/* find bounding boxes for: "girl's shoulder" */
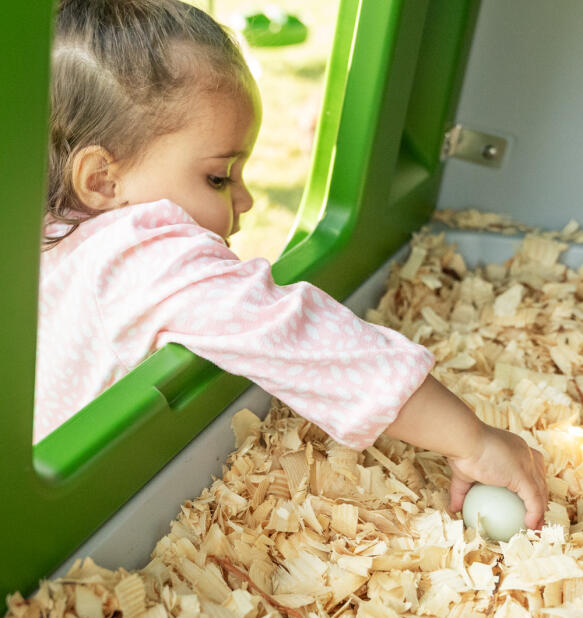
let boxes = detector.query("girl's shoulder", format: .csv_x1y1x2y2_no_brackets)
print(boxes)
51,200,228,254
90,199,210,238
42,199,236,282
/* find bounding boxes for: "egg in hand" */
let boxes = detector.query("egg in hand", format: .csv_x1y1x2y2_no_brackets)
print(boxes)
462,483,527,542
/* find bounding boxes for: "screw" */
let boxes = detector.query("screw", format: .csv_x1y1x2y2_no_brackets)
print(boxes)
482,144,498,160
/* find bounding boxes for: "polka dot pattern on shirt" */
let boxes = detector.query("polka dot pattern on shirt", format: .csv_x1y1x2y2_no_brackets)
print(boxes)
35,199,434,446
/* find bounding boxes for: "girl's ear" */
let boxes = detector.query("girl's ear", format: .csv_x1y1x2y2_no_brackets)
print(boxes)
71,146,120,211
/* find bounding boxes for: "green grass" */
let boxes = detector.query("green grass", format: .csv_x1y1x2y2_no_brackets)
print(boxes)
198,0,341,261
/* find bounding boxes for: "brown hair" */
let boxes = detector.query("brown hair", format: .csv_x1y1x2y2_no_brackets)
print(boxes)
46,0,253,247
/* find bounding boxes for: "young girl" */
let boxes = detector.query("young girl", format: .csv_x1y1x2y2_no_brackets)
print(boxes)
37,0,547,530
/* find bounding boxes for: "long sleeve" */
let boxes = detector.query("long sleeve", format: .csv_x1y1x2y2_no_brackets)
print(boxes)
92,201,434,450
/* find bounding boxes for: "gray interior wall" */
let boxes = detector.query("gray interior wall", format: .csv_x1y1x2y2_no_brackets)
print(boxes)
437,0,583,229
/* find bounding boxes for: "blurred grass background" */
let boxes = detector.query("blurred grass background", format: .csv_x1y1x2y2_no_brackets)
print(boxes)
197,1,341,261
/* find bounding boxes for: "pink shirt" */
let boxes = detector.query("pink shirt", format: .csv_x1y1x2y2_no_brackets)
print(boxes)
35,200,434,447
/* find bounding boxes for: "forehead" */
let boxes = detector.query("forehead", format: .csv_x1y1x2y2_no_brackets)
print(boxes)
186,84,260,146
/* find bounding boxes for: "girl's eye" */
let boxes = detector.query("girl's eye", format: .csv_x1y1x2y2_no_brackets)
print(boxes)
207,175,230,190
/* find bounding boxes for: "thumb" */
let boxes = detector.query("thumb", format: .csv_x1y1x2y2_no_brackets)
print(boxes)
449,469,473,513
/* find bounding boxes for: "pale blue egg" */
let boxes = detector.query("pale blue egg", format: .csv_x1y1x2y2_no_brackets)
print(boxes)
462,483,526,542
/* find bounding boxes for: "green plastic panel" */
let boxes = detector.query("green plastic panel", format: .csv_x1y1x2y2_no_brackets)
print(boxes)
0,0,479,608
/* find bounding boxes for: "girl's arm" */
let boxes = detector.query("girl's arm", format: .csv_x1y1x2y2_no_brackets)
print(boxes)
383,374,547,529
95,203,435,452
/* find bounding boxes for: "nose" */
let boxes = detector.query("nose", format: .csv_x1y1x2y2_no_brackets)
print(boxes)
235,184,254,214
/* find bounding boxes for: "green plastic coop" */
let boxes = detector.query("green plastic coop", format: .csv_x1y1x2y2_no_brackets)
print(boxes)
2,0,496,607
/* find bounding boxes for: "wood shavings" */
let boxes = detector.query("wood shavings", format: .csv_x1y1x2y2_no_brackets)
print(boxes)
266,500,300,533
434,209,583,244
399,245,427,281
330,504,359,539
494,362,569,392
500,556,583,592
115,574,147,618
231,408,262,448
8,213,583,617
209,555,302,618
75,586,104,618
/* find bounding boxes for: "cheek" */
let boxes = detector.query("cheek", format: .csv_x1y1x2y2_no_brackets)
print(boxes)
196,190,233,234
120,168,158,203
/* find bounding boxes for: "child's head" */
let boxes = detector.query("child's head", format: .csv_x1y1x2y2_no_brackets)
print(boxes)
48,0,261,245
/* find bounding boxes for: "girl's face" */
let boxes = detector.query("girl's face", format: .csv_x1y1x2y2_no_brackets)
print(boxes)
115,87,261,241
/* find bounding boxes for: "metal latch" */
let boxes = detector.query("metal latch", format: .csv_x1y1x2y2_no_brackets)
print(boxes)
441,124,508,168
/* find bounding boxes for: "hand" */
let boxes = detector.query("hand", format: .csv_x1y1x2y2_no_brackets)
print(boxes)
447,424,547,530
382,375,548,529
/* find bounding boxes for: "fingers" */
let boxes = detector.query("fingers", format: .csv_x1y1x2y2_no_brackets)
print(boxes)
518,448,548,530
449,470,473,513
447,429,548,530
520,485,546,529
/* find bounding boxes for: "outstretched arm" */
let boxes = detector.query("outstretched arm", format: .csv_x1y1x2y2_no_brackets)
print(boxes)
383,375,547,529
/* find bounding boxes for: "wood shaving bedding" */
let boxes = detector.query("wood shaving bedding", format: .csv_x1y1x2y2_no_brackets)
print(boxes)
434,209,583,244
8,214,583,617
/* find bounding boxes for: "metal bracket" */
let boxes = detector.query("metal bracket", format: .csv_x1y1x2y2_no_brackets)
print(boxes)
441,124,508,168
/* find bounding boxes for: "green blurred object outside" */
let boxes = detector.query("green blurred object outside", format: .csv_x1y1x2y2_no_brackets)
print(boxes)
233,7,308,47
0,0,480,610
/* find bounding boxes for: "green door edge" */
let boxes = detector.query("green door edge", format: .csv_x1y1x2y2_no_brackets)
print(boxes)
0,0,480,606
